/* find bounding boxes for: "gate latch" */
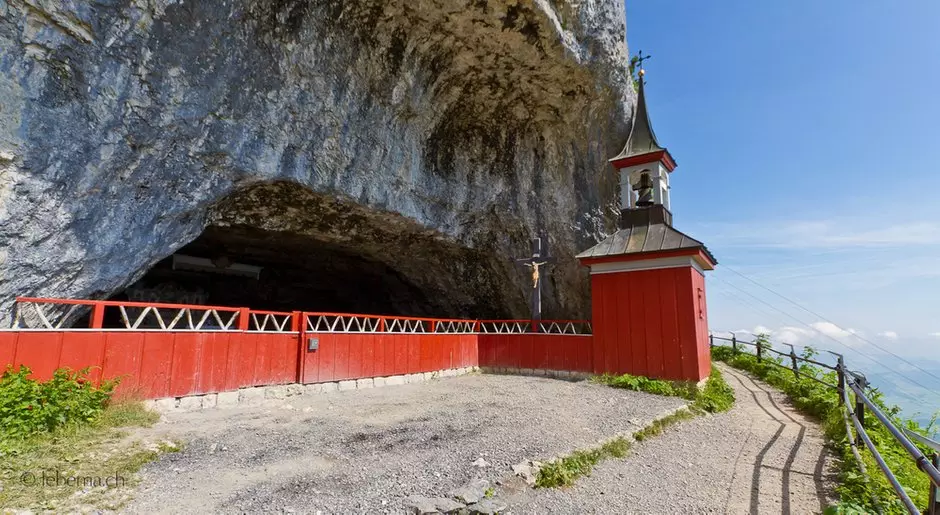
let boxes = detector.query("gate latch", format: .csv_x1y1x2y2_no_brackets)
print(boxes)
307,337,319,352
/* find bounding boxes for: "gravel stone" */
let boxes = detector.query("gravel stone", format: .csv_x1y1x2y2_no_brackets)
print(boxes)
449,478,488,504
125,374,685,513
467,498,507,514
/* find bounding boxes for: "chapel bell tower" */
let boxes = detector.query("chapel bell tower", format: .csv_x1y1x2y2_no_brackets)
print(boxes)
577,64,718,382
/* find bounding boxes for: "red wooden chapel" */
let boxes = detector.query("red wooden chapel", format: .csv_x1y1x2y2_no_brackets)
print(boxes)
577,68,717,382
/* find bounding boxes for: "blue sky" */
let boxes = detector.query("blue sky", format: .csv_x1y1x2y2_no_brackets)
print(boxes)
624,1,940,411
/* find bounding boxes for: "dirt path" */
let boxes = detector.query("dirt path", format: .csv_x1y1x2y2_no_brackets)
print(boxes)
507,364,839,514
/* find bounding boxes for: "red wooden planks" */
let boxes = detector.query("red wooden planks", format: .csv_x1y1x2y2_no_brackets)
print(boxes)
102,333,145,395
137,333,175,398
58,332,106,384
14,332,63,381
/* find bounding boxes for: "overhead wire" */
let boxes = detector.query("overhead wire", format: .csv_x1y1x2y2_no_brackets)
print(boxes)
718,264,940,387
708,273,940,395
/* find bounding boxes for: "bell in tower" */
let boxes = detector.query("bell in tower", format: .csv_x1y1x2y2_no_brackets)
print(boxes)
634,171,654,207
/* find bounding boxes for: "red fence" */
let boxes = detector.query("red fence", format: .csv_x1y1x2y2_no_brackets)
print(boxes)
2,298,594,399
0,331,298,398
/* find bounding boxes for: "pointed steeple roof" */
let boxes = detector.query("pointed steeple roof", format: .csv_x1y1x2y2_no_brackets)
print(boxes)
609,70,677,171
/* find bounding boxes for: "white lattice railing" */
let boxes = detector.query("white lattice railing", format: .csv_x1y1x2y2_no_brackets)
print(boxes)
8,297,298,332
248,312,294,332
8,298,592,335
478,320,592,335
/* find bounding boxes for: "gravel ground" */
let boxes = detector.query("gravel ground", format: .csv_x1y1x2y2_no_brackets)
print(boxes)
505,364,839,514
125,373,687,514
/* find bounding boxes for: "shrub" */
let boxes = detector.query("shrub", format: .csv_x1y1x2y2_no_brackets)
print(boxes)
0,366,115,445
595,367,735,414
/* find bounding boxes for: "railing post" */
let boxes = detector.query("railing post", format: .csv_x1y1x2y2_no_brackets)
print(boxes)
709,334,714,348
929,453,939,515
732,335,738,353
756,339,763,361
89,302,105,329
788,344,800,378
237,308,250,331
854,394,865,447
836,356,846,405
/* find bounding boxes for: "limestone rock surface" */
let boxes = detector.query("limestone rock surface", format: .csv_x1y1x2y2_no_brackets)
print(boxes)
0,0,634,321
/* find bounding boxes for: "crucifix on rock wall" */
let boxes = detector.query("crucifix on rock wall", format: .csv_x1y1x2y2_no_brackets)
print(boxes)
515,237,553,320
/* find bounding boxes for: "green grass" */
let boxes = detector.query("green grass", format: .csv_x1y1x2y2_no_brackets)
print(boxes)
594,366,736,415
0,367,178,512
537,367,736,488
0,400,171,511
712,344,937,514
535,436,633,488
633,409,697,442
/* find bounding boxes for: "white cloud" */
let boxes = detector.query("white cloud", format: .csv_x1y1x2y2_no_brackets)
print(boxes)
878,331,898,340
929,332,940,338
715,322,859,347
809,321,857,340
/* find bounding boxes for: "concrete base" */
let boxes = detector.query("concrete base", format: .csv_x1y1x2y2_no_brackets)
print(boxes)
479,367,592,382
148,366,480,414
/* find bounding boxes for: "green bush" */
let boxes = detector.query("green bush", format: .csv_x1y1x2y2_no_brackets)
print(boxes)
712,343,936,514
0,366,115,445
595,367,735,414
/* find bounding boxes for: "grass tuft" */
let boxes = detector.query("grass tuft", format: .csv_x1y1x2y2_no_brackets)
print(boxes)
594,366,735,414
535,436,632,488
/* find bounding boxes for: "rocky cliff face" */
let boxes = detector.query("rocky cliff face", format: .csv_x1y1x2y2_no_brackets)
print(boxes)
0,0,634,322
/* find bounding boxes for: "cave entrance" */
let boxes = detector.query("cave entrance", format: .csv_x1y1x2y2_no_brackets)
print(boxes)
113,181,512,318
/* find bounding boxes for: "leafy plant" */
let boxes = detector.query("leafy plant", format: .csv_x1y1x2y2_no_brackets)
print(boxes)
594,367,735,414
0,366,116,448
535,437,632,488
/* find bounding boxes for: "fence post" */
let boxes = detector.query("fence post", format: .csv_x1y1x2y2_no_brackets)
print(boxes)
732,335,738,353
788,344,800,378
237,308,250,331
709,334,714,348
756,339,763,361
836,355,846,405
854,394,865,446
89,302,105,329
929,453,939,515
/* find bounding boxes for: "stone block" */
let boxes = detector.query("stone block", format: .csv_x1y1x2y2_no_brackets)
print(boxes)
201,393,218,409
265,385,289,399
217,391,239,408
153,397,177,412
178,396,203,411
423,372,435,381
356,378,374,389
385,375,406,386
338,380,357,391
286,384,304,397
304,383,323,395
372,376,387,387
320,382,339,393
239,387,265,405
